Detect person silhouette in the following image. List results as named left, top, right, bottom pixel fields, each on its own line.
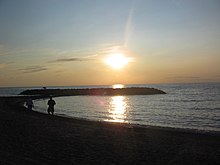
left=26, top=98, right=34, bottom=111
left=47, top=96, right=56, bottom=115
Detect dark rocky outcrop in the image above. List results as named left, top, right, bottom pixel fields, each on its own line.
left=20, top=87, right=166, bottom=97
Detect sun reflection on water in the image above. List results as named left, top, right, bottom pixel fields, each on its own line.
left=106, top=96, right=128, bottom=123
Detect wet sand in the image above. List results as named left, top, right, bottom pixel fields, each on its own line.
left=0, top=97, right=220, bottom=165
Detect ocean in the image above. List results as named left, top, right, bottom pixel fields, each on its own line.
left=1, top=83, right=220, bottom=132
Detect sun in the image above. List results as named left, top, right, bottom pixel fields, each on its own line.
left=104, top=53, right=131, bottom=69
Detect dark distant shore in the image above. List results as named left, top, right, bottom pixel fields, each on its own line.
left=20, top=87, right=166, bottom=97
left=0, top=96, right=220, bottom=165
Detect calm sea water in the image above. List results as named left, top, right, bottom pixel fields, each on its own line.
left=1, top=83, right=220, bottom=131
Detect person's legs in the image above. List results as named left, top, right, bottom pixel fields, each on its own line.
left=47, top=107, right=54, bottom=115
left=28, top=105, right=32, bottom=110
left=51, top=108, right=54, bottom=115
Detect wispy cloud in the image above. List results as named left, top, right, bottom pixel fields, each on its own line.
left=0, top=44, right=5, bottom=50
left=0, top=62, right=14, bottom=69
left=0, top=63, right=7, bottom=69
left=0, top=48, right=32, bottom=56
left=20, top=66, right=48, bottom=73
left=99, top=43, right=134, bottom=55
left=50, top=43, right=133, bottom=63
left=0, top=46, right=60, bottom=57
left=49, top=55, right=97, bottom=63
left=55, top=46, right=100, bottom=56
left=97, top=45, right=122, bottom=55
left=55, top=43, right=123, bottom=57
left=54, top=57, right=92, bottom=62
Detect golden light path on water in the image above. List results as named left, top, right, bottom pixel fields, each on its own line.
left=105, top=96, right=129, bottom=123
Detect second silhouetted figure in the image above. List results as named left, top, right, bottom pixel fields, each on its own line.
left=47, top=96, right=56, bottom=115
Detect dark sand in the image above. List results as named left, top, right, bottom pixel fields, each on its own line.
left=0, top=97, right=219, bottom=165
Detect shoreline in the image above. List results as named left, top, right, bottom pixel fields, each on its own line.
left=33, top=96, right=220, bottom=134
left=53, top=112, right=220, bottom=136
left=0, top=96, right=220, bottom=164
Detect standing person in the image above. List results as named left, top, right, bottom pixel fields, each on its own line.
left=26, top=98, right=34, bottom=111
left=47, top=96, right=56, bottom=115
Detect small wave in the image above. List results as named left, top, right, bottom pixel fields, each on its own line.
left=192, top=107, right=220, bottom=111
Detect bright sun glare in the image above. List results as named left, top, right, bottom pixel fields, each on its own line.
left=112, top=84, right=124, bottom=89
left=104, top=53, right=131, bottom=69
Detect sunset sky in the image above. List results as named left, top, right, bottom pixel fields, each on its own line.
left=0, top=0, right=220, bottom=87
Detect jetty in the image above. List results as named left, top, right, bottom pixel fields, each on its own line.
left=20, top=87, right=166, bottom=97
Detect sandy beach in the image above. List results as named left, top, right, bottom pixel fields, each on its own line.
left=0, top=97, right=219, bottom=165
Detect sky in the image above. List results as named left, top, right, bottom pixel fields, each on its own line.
left=0, top=0, right=220, bottom=87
